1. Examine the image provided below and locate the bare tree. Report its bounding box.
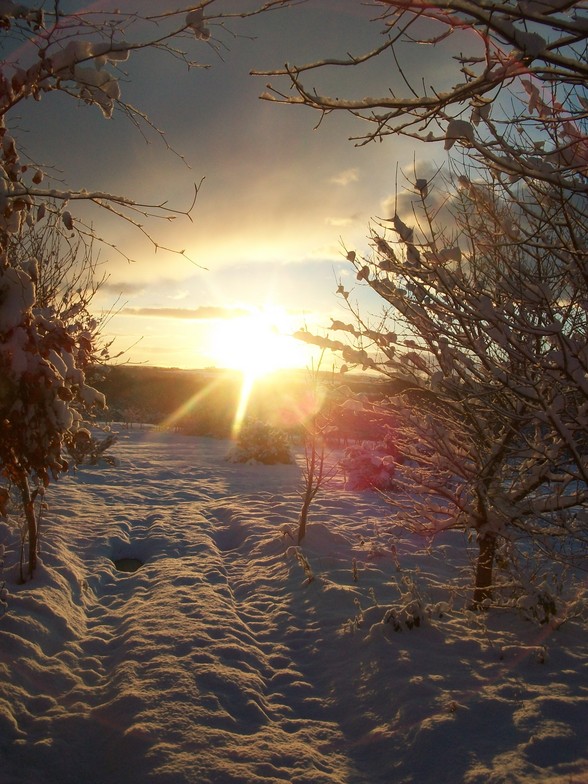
[297,173,587,607]
[259,1,588,608]
[295,358,345,544]
[297,375,328,544]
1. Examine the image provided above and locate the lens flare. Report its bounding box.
[208,305,312,438]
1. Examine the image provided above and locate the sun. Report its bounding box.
[208,305,313,438]
[209,305,310,380]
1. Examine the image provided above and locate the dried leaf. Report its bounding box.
[415,178,428,197]
[444,119,475,150]
[330,320,358,335]
[406,244,421,264]
[393,214,414,244]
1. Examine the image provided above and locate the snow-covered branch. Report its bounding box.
[255,1,588,188]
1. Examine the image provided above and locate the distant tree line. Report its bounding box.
[89,365,403,438]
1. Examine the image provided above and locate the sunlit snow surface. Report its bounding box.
[1,427,587,784]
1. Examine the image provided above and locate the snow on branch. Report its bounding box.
[254,0,588,190]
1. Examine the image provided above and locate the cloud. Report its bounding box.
[375,160,462,239]
[169,290,191,301]
[325,216,354,228]
[100,280,147,296]
[379,159,450,216]
[120,306,249,320]
[330,168,359,186]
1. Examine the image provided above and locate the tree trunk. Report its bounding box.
[472,531,497,608]
[19,478,37,580]
[297,491,312,544]
[298,429,321,544]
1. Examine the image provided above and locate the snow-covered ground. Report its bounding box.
[1,427,587,784]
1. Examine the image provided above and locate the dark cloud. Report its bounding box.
[120,306,249,320]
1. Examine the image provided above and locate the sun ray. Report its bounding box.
[231,371,256,441]
[206,304,315,438]
[158,375,226,432]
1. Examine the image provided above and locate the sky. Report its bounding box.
[11,0,451,371]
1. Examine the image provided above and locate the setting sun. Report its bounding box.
[207,305,316,439]
[209,305,311,379]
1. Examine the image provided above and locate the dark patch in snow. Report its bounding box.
[112,557,144,573]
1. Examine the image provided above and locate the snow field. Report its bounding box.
[0,428,587,783]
